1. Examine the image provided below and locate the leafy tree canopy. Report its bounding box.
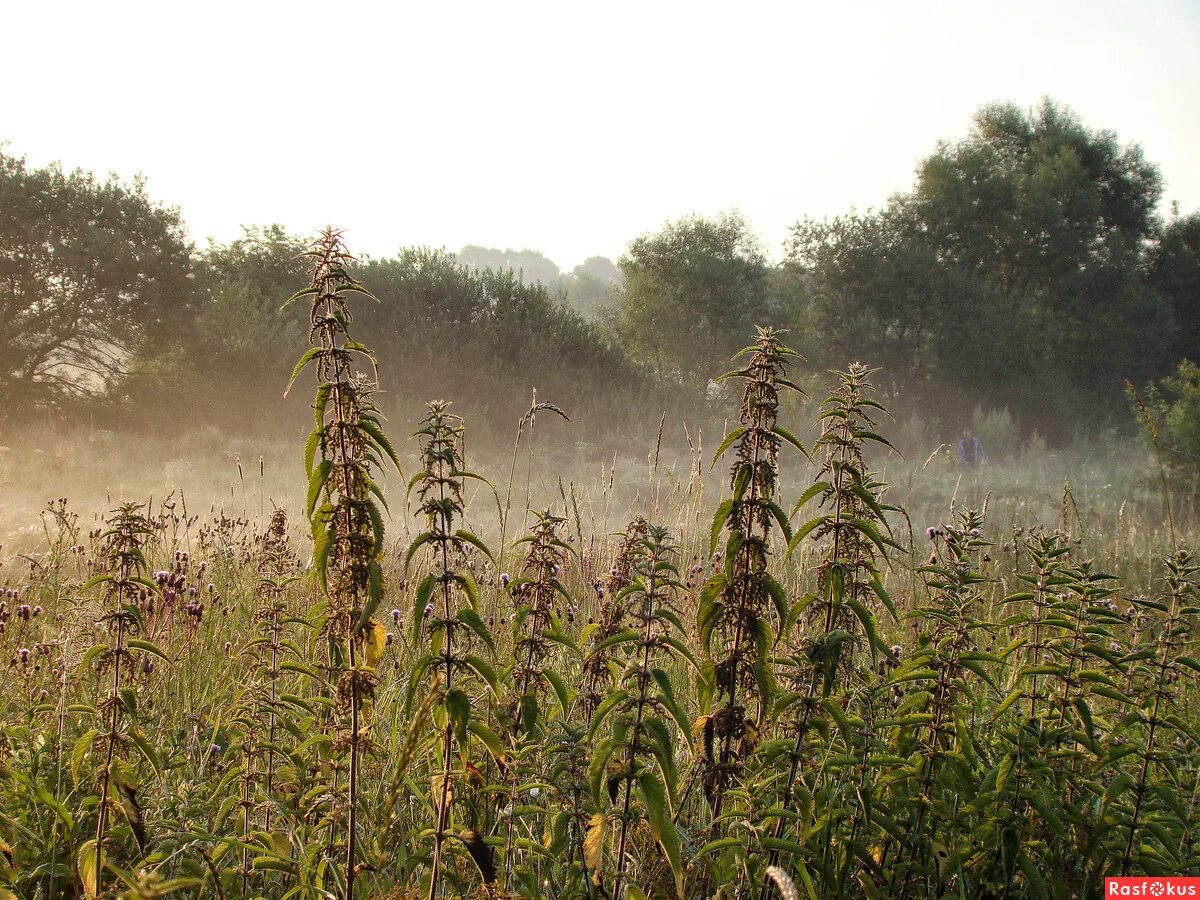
[782,99,1179,432]
[0,149,194,410]
[609,212,770,393]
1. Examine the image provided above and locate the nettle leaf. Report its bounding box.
[711,426,748,466]
[363,619,388,668]
[786,515,828,558]
[541,667,572,716]
[444,688,471,744]
[360,416,404,477]
[710,499,735,554]
[284,347,323,397]
[638,770,684,898]
[77,839,101,898]
[583,812,607,881]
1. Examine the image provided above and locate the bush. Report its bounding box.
[1146,359,1200,476]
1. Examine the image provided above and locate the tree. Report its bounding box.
[0,150,194,410]
[780,100,1177,433]
[1143,359,1200,482]
[1149,210,1200,363]
[565,256,620,318]
[456,244,563,288]
[123,225,311,426]
[910,99,1172,400]
[610,213,771,392]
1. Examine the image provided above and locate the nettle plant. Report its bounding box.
[287,228,400,897]
[585,524,694,899]
[403,400,499,898]
[1115,551,1200,877]
[77,503,162,897]
[761,362,901,893]
[698,327,806,828]
[892,511,1000,900]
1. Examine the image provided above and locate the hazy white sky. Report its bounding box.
[4,0,1198,269]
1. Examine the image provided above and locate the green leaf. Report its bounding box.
[651,668,692,739]
[77,839,101,898]
[304,427,322,478]
[710,499,735,555]
[307,460,332,519]
[71,729,99,786]
[284,347,322,397]
[410,574,435,644]
[995,752,1016,796]
[989,689,1023,722]
[766,501,795,546]
[541,668,572,716]
[588,691,629,741]
[404,532,436,571]
[871,573,900,624]
[454,529,496,567]
[711,426,747,466]
[786,515,828,557]
[771,424,809,459]
[638,770,684,897]
[360,416,404,477]
[445,688,471,744]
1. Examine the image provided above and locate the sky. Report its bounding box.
[4,0,1198,270]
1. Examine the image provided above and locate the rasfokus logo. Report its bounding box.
[1106,878,1200,896]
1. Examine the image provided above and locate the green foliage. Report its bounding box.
[608,213,772,392]
[1150,211,1200,363]
[294,228,399,898]
[0,149,195,411]
[0,327,1197,900]
[701,327,805,821]
[587,525,690,898]
[1143,359,1200,480]
[782,99,1181,433]
[404,401,496,897]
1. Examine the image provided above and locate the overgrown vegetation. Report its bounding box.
[0,230,1196,900]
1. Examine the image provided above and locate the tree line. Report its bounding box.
[2,97,1197,448]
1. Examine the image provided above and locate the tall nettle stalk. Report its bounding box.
[586,524,692,899]
[764,363,900,894]
[699,327,806,823]
[286,228,401,898]
[404,400,496,899]
[78,503,158,898]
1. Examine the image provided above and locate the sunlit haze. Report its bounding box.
[5,0,1198,267]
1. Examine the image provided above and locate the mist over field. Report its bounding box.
[3,16,1200,894]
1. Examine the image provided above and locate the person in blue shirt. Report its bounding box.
[957,427,986,467]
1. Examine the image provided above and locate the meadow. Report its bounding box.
[0,231,1196,900]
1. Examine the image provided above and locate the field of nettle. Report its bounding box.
[1,230,1197,900]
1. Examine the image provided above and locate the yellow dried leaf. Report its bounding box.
[364,619,388,668]
[583,812,607,883]
[77,839,101,899]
